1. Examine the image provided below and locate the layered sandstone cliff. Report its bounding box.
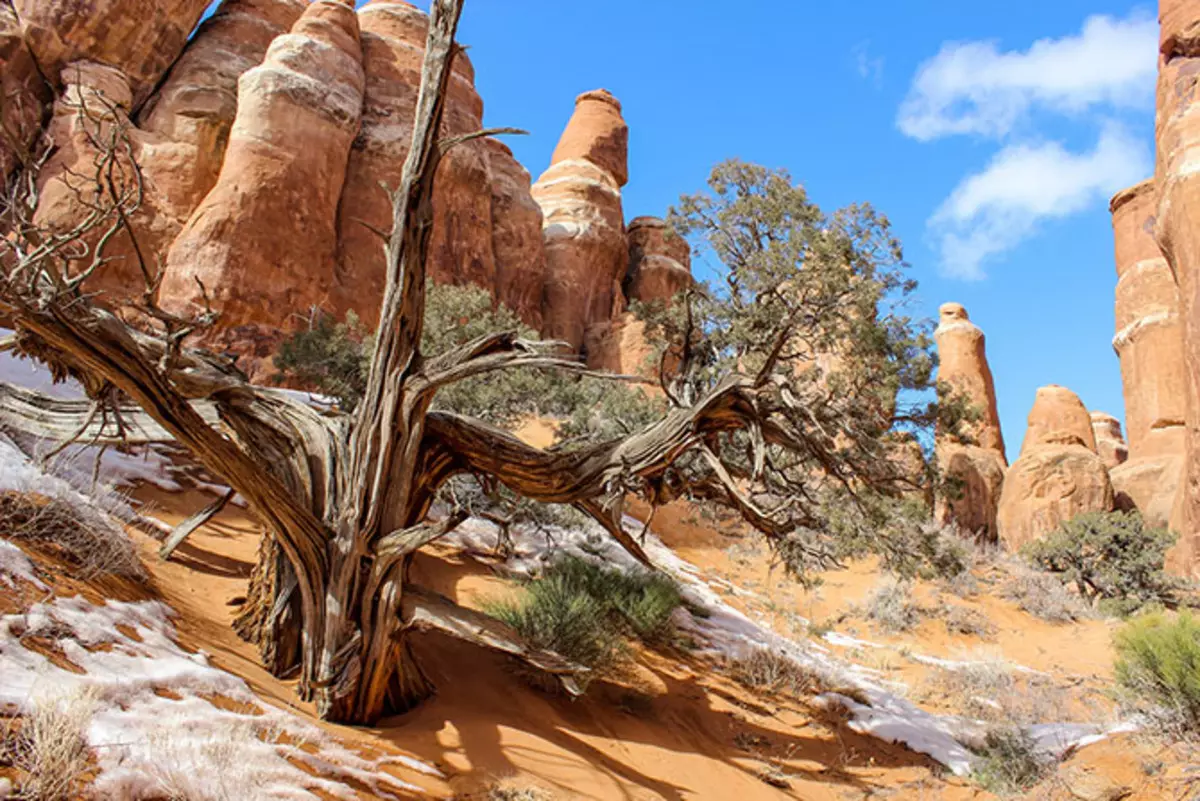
[1108,179,1187,542]
[158,0,365,371]
[997,386,1114,551]
[13,0,212,107]
[0,2,47,178]
[1154,0,1200,569]
[933,303,1007,540]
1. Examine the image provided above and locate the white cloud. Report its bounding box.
[898,13,1157,141]
[929,122,1151,280]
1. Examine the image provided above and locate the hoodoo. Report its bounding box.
[532,89,631,351]
[933,303,1007,540]
[997,386,1114,551]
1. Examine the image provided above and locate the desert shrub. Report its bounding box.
[929,654,1068,725]
[943,605,996,638]
[1,687,96,800]
[728,648,816,696]
[0,489,144,580]
[860,579,921,632]
[1024,510,1181,616]
[1114,611,1200,736]
[971,726,1051,794]
[486,555,682,673]
[999,563,1091,623]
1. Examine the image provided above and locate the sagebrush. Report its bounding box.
[1114,611,1200,737]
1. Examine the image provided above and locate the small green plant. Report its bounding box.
[971,726,1051,794]
[1114,611,1200,736]
[486,555,683,676]
[1024,510,1181,616]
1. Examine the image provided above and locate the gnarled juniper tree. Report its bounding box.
[0,0,948,724]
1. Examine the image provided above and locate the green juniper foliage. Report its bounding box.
[1023,510,1181,616]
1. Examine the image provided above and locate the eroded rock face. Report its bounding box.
[933,303,1007,540]
[32,61,166,300]
[997,445,1116,552]
[159,0,365,376]
[0,2,48,178]
[625,216,692,304]
[14,0,213,106]
[1155,0,1200,564]
[138,0,307,227]
[997,385,1114,551]
[1111,180,1187,459]
[1090,412,1129,469]
[936,443,1006,537]
[1019,385,1098,454]
[533,89,629,351]
[486,138,546,328]
[333,1,543,328]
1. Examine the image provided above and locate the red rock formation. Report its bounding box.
[533,90,629,351]
[933,303,1007,540]
[1108,179,1187,551]
[0,2,48,178]
[485,138,546,329]
[31,61,160,300]
[1090,412,1129,469]
[624,216,692,304]
[1111,181,1187,458]
[332,1,543,328]
[159,0,365,375]
[13,0,212,106]
[1155,0,1200,568]
[1018,385,1097,454]
[138,0,307,227]
[996,386,1114,551]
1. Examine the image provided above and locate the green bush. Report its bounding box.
[486,555,683,675]
[1023,510,1180,616]
[1114,611,1200,735]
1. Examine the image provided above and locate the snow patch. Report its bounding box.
[0,590,440,799]
[0,539,45,589]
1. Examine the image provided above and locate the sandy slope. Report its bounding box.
[8,464,1193,798]
[129,486,992,800]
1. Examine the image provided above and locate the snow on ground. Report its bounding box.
[443,513,1128,776]
[0,538,45,590]
[0,541,440,800]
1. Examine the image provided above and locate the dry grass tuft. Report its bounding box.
[487,776,556,800]
[0,490,144,581]
[859,578,922,633]
[727,648,817,697]
[1,686,97,800]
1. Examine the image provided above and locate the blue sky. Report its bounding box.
[447,1,1157,459]
[204,1,1157,457]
